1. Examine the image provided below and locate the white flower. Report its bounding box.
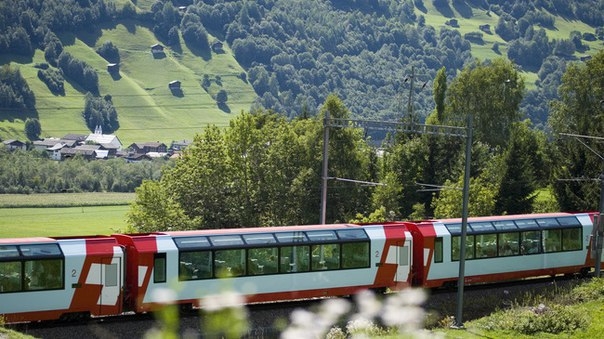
[151,287,176,304]
[354,290,381,319]
[201,290,245,312]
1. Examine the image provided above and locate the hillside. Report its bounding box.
[0,0,603,144]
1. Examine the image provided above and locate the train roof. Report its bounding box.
[0,237,56,245]
[159,223,365,237]
[417,212,593,235]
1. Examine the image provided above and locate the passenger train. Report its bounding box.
[0,212,601,324]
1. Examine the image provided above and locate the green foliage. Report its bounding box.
[126,180,196,233]
[445,58,524,149]
[57,52,99,95]
[37,67,65,95]
[0,148,166,193]
[216,89,228,103]
[0,64,36,113]
[82,93,119,133]
[549,50,604,212]
[478,304,589,335]
[96,40,120,64]
[493,120,541,215]
[24,118,41,141]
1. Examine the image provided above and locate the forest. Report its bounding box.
[0,0,603,231]
[0,0,603,135]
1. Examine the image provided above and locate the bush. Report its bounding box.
[476,303,589,335]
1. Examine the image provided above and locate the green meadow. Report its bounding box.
[0,193,134,238]
[2,17,257,146]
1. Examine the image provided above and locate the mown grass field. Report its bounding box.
[0,193,134,238]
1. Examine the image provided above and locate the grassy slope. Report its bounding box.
[1,1,603,144]
[417,2,603,90]
[1,8,257,145]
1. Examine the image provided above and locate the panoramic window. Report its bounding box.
[179,251,212,280]
[280,245,310,273]
[341,242,370,268]
[498,232,520,256]
[311,244,340,270]
[247,247,278,275]
[562,228,582,251]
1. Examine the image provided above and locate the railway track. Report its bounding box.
[10,274,588,338]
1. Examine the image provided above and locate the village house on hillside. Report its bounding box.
[4,131,191,162]
[127,142,168,154]
[2,139,26,151]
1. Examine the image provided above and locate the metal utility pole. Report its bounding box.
[454,114,473,328]
[320,115,472,326]
[320,109,330,225]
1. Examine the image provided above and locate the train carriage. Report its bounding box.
[0,236,124,323]
[409,212,600,288]
[114,223,413,312]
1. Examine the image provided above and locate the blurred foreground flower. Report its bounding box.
[201,290,249,339]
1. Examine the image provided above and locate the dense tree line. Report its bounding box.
[0,148,168,194]
[82,93,119,133]
[37,66,65,95]
[0,65,36,114]
[57,52,99,95]
[128,53,603,231]
[1,0,602,133]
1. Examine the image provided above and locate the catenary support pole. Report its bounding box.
[454,114,472,328]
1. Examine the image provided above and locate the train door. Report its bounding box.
[384,239,412,283]
[99,256,122,315]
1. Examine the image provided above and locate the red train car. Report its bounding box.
[1,213,601,324]
[113,223,413,313]
[407,212,600,288]
[0,236,124,323]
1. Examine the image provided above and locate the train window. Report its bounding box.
[562,228,582,251]
[0,245,19,258]
[537,218,560,228]
[248,247,278,275]
[210,235,245,247]
[451,236,475,261]
[515,219,539,229]
[470,222,495,233]
[311,244,340,270]
[174,237,210,249]
[342,242,370,268]
[0,261,21,292]
[336,229,368,240]
[20,244,62,257]
[433,238,443,263]
[557,217,581,227]
[24,259,63,290]
[243,233,277,245]
[543,229,562,252]
[279,245,310,273]
[215,249,246,277]
[179,251,212,280]
[493,220,517,231]
[154,253,167,283]
[521,231,542,254]
[106,264,118,287]
[275,232,309,244]
[444,223,462,235]
[498,233,520,256]
[475,233,497,258]
[306,231,338,242]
